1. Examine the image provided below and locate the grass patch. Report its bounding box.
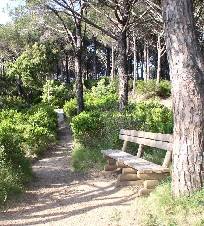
[138,180,204,226]
[71,142,106,172]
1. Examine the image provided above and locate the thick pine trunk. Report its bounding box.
[75,21,84,114]
[162,0,204,197]
[118,29,128,111]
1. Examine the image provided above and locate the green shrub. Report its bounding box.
[71,142,105,171]
[136,80,171,98]
[42,80,73,108]
[83,79,98,90]
[85,93,118,111]
[129,100,173,134]
[71,111,104,146]
[70,100,173,171]
[0,161,22,204]
[63,98,78,119]
[0,122,32,182]
[0,96,28,110]
[0,124,32,204]
[138,181,204,226]
[0,104,57,157]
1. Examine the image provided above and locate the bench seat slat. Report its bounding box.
[119,134,173,151]
[120,129,173,143]
[101,149,170,173]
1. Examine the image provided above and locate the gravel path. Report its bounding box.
[0,110,140,226]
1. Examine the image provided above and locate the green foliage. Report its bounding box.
[138,181,204,226]
[0,125,32,204]
[63,98,78,119]
[83,79,98,90]
[7,43,58,91]
[136,80,171,98]
[71,142,105,171]
[0,96,28,110]
[70,99,173,171]
[0,103,57,204]
[128,101,173,134]
[42,80,73,108]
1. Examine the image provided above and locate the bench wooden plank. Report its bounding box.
[120,129,173,143]
[101,149,170,173]
[119,134,173,151]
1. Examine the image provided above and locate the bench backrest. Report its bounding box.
[119,129,173,168]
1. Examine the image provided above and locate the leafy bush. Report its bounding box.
[0,124,32,204]
[71,142,105,171]
[0,161,22,204]
[83,79,98,90]
[136,80,171,98]
[85,93,118,111]
[129,101,173,134]
[42,80,73,108]
[7,43,58,90]
[0,104,57,157]
[64,98,78,119]
[71,111,104,145]
[0,96,28,110]
[0,103,57,204]
[138,181,204,226]
[70,100,173,171]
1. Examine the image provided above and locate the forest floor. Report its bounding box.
[0,110,142,226]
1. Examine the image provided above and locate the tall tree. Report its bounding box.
[162,0,204,197]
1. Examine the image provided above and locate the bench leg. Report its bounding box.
[115,168,144,187]
[104,158,117,171]
[138,188,154,196]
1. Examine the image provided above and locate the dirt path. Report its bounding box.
[0,110,140,226]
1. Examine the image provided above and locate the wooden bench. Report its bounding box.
[101,129,173,196]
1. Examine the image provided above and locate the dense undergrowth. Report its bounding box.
[0,102,57,205]
[64,79,173,171]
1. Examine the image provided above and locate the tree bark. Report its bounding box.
[92,36,97,79]
[143,42,147,81]
[118,29,128,111]
[106,45,111,77]
[75,19,84,114]
[111,43,115,80]
[156,34,162,84]
[133,34,137,94]
[146,42,150,80]
[65,54,70,84]
[162,0,204,197]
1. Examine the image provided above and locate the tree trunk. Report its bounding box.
[143,42,147,81]
[106,45,111,77]
[118,29,128,111]
[56,62,60,80]
[65,54,70,84]
[133,34,137,94]
[140,49,144,80]
[111,43,115,80]
[146,42,150,80]
[162,0,204,197]
[93,36,97,79]
[156,34,161,84]
[75,20,84,114]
